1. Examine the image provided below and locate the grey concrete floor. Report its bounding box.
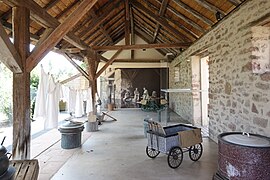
[52,108,218,180]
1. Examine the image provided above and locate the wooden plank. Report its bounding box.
[130,6,135,59]
[26,0,98,72]
[227,0,242,6]
[63,53,90,81]
[0,21,22,73]
[12,6,31,160]
[131,0,192,42]
[93,43,191,51]
[171,0,213,26]
[152,0,169,42]
[125,0,130,45]
[10,160,39,180]
[43,0,60,10]
[95,50,122,79]
[2,0,89,50]
[60,73,81,84]
[194,0,226,16]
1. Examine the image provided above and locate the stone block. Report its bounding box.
[253,116,268,128]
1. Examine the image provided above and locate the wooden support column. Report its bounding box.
[85,51,99,114]
[12,6,31,160]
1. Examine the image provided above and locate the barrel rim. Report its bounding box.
[218,132,270,148]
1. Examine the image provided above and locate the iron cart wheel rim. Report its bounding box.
[189,143,203,161]
[167,146,183,169]
[146,146,160,158]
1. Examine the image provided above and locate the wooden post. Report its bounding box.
[12,6,31,159]
[84,51,98,115]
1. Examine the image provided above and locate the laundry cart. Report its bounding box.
[145,121,203,168]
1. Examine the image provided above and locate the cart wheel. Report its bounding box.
[167,146,183,169]
[189,143,203,161]
[146,146,160,158]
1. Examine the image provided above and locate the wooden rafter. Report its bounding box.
[130,6,135,59]
[0,20,22,73]
[194,0,226,16]
[60,73,81,84]
[152,0,169,43]
[43,0,60,10]
[93,42,190,51]
[26,0,98,72]
[125,0,130,45]
[78,0,122,39]
[2,0,89,50]
[171,0,213,26]
[90,11,113,44]
[131,0,192,42]
[227,0,242,6]
[142,0,205,34]
[95,49,122,79]
[55,0,79,20]
[62,53,89,81]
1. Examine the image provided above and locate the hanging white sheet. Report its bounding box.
[33,66,48,120]
[75,90,84,117]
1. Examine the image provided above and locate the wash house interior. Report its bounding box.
[0,0,270,179]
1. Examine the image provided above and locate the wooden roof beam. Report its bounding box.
[171,0,213,26]
[0,21,22,73]
[194,0,226,16]
[142,0,205,34]
[135,28,167,56]
[152,0,169,43]
[62,53,90,81]
[131,0,192,42]
[93,43,190,51]
[90,11,113,44]
[2,0,89,50]
[130,6,135,59]
[125,0,130,45]
[26,0,98,72]
[227,0,242,6]
[95,49,122,79]
[44,0,60,10]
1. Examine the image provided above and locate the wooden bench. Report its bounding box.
[9,159,39,180]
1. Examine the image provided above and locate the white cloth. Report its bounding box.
[86,88,93,113]
[44,75,58,129]
[75,90,84,117]
[33,66,48,120]
[68,88,76,113]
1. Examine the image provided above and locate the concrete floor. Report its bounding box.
[50,109,218,180]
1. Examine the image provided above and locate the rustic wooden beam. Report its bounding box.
[130,6,135,59]
[152,0,169,43]
[55,1,79,20]
[78,0,122,38]
[26,0,98,72]
[0,21,22,73]
[125,0,130,45]
[131,0,192,42]
[227,0,242,6]
[95,50,122,79]
[2,0,89,50]
[90,11,113,43]
[0,9,12,20]
[12,6,31,160]
[62,53,90,80]
[142,0,205,34]
[194,0,226,16]
[60,73,81,84]
[171,0,213,26]
[134,27,167,56]
[44,0,60,10]
[93,43,190,51]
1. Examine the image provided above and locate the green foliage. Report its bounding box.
[30,73,39,89]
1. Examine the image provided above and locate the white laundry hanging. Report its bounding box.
[33,65,48,120]
[74,90,84,117]
[44,75,59,129]
[86,88,93,113]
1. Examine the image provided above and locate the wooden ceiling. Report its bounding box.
[0,0,246,62]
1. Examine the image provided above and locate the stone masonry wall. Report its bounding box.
[169,0,270,142]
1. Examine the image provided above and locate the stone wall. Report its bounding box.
[169,0,270,142]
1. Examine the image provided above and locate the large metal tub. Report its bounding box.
[217,132,270,180]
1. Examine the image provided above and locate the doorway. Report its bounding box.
[200,56,209,130]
